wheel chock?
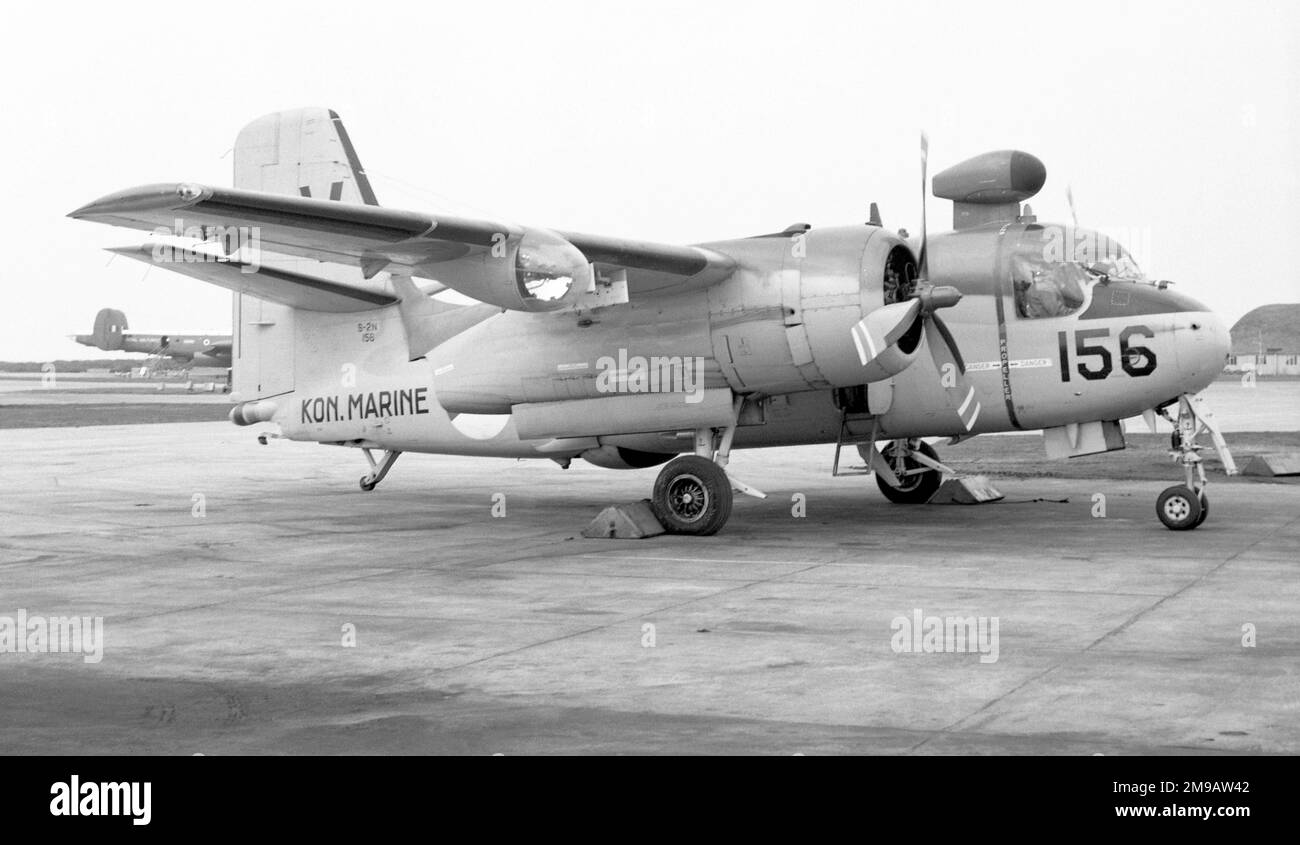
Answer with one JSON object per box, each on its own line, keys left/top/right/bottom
{"left": 1241, "top": 453, "right": 1300, "bottom": 477}
{"left": 927, "top": 475, "right": 1004, "bottom": 504}
{"left": 581, "top": 499, "right": 667, "bottom": 539}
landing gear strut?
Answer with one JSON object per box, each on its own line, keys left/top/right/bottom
{"left": 1155, "top": 395, "right": 1216, "bottom": 530}
{"left": 648, "top": 396, "right": 765, "bottom": 535}
{"left": 835, "top": 414, "right": 954, "bottom": 504}
{"left": 359, "top": 448, "right": 402, "bottom": 492}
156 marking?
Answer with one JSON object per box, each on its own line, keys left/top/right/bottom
{"left": 1057, "top": 324, "right": 1157, "bottom": 381}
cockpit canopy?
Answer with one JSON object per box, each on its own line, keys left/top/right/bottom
{"left": 1011, "top": 225, "right": 1147, "bottom": 319}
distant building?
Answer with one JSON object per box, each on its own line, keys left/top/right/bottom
{"left": 1226, "top": 303, "right": 1300, "bottom": 376}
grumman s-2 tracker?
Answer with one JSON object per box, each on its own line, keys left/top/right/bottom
{"left": 69, "top": 108, "right": 1234, "bottom": 535}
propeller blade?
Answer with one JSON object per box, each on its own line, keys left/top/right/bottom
{"left": 928, "top": 311, "right": 966, "bottom": 374}
{"left": 918, "top": 132, "right": 930, "bottom": 281}
{"left": 1066, "top": 184, "right": 1078, "bottom": 229}
{"left": 851, "top": 300, "right": 921, "bottom": 368}
{"left": 923, "top": 316, "right": 980, "bottom": 432}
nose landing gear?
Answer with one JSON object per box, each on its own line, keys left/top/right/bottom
{"left": 1155, "top": 394, "right": 1231, "bottom": 530}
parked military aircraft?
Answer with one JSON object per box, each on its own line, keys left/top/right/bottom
{"left": 69, "top": 109, "right": 1232, "bottom": 533}
{"left": 72, "top": 307, "right": 232, "bottom": 368}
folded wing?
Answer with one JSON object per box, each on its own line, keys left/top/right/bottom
{"left": 106, "top": 243, "right": 399, "bottom": 313}
{"left": 70, "top": 184, "right": 736, "bottom": 309}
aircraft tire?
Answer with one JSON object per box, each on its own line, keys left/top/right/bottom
{"left": 876, "top": 441, "right": 943, "bottom": 504}
{"left": 1157, "top": 485, "right": 1202, "bottom": 530}
{"left": 651, "top": 455, "right": 733, "bottom": 536}
{"left": 1194, "top": 490, "right": 1209, "bottom": 527}
{"left": 359, "top": 476, "right": 377, "bottom": 492}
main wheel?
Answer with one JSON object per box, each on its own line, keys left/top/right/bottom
{"left": 1194, "top": 490, "right": 1209, "bottom": 527}
{"left": 359, "top": 476, "right": 377, "bottom": 492}
{"left": 1157, "top": 485, "right": 1202, "bottom": 530}
{"left": 876, "top": 441, "right": 943, "bottom": 504}
{"left": 651, "top": 456, "right": 733, "bottom": 536}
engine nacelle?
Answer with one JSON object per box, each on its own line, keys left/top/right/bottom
{"left": 779, "top": 228, "right": 920, "bottom": 391}
{"left": 429, "top": 227, "right": 592, "bottom": 312}
{"left": 579, "top": 445, "right": 675, "bottom": 470}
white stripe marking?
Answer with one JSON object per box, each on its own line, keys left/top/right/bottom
{"left": 851, "top": 324, "right": 868, "bottom": 365}
{"left": 862, "top": 324, "right": 878, "bottom": 360}
{"left": 957, "top": 386, "right": 976, "bottom": 417}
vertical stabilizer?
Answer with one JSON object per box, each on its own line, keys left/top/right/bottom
{"left": 234, "top": 108, "right": 379, "bottom": 205}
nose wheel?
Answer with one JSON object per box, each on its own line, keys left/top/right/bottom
{"left": 1156, "top": 484, "right": 1208, "bottom": 530}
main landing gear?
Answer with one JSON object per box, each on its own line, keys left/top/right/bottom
{"left": 649, "top": 398, "right": 766, "bottom": 535}
{"left": 873, "top": 439, "right": 945, "bottom": 503}
{"left": 652, "top": 455, "right": 732, "bottom": 535}
{"left": 833, "top": 412, "right": 953, "bottom": 504}
{"left": 1153, "top": 394, "right": 1230, "bottom": 531}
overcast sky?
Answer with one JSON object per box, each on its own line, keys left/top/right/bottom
{"left": 3, "top": 0, "right": 1296, "bottom": 360}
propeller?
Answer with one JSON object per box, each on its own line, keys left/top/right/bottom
{"left": 1066, "top": 184, "right": 1079, "bottom": 229}
{"left": 848, "top": 132, "right": 981, "bottom": 432}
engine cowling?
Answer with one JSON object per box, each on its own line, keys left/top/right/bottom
{"left": 783, "top": 229, "right": 923, "bottom": 390}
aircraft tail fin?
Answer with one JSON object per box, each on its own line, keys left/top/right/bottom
{"left": 77, "top": 308, "right": 128, "bottom": 351}
{"left": 233, "top": 108, "right": 379, "bottom": 205}
{"left": 228, "top": 108, "right": 381, "bottom": 401}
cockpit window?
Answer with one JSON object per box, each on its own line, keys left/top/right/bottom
{"left": 1011, "top": 227, "right": 1145, "bottom": 319}
{"left": 1084, "top": 241, "right": 1146, "bottom": 282}
{"left": 1012, "top": 254, "right": 1089, "bottom": 318}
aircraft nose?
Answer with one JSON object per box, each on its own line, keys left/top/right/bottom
{"left": 1180, "top": 306, "right": 1230, "bottom": 391}
{"left": 1205, "top": 311, "right": 1231, "bottom": 363}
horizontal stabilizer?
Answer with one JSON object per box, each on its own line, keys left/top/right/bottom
{"left": 107, "top": 244, "right": 398, "bottom": 313}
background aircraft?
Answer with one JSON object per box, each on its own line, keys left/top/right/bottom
{"left": 72, "top": 307, "right": 231, "bottom": 368}
{"left": 70, "top": 109, "right": 1231, "bottom": 533}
